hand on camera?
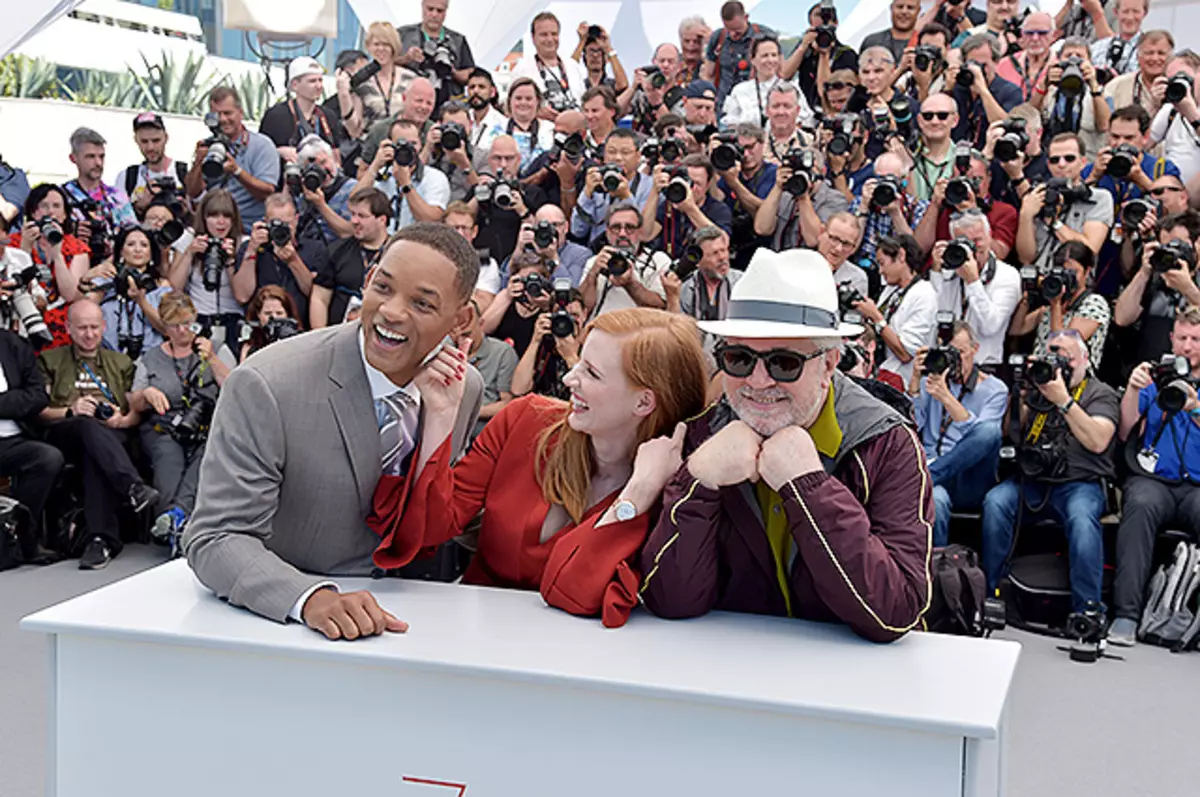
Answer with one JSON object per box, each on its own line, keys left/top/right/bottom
{"left": 1036, "top": 367, "right": 1071, "bottom": 406}
{"left": 302, "top": 587, "right": 408, "bottom": 640}
{"left": 249, "top": 222, "right": 270, "bottom": 250}
{"left": 70, "top": 396, "right": 99, "bottom": 417}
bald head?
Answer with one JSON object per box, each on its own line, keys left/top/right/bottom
{"left": 403, "top": 77, "right": 436, "bottom": 123}
{"left": 554, "top": 110, "right": 587, "bottom": 134}
{"left": 536, "top": 204, "right": 566, "bottom": 224}
{"left": 69, "top": 299, "right": 103, "bottom": 325}
{"left": 488, "top": 135, "right": 521, "bottom": 178}
{"left": 875, "top": 153, "right": 906, "bottom": 177}
{"left": 68, "top": 299, "right": 104, "bottom": 356}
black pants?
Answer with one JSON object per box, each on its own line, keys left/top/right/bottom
{"left": 1112, "top": 475, "right": 1200, "bottom": 620}
{"left": 0, "top": 434, "right": 65, "bottom": 529}
{"left": 43, "top": 418, "right": 141, "bottom": 552}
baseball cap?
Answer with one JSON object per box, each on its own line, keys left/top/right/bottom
{"left": 289, "top": 56, "right": 325, "bottom": 83}
{"left": 133, "top": 112, "right": 165, "bottom": 131}
{"left": 684, "top": 80, "right": 717, "bottom": 101}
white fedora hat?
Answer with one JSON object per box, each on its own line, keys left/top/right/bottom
{"left": 697, "top": 248, "right": 863, "bottom": 339}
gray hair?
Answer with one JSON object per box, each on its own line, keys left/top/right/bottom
{"left": 692, "top": 225, "right": 726, "bottom": 246}
{"left": 1060, "top": 35, "right": 1091, "bottom": 52}
{"left": 678, "top": 15, "right": 707, "bottom": 37}
{"left": 860, "top": 46, "right": 896, "bottom": 67}
{"left": 767, "top": 81, "right": 801, "bottom": 103}
{"left": 297, "top": 134, "right": 334, "bottom": 162}
{"left": 606, "top": 201, "right": 642, "bottom": 225}
{"left": 732, "top": 122, "right": 766, "bottom": 143}
{"left": 950, "top": 208, "right": 992, "bottom": 237}
{"left": 816, "top": 336, "right": 845, "bottom": 352}
{"left": 70, "top": 127, "right": 106, "bottom": 153}
{"left": 961, "top": 32, "right": 1002, "bottom": 61}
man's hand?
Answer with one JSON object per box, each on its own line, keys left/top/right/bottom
{"left": 758, "top": 426, "right": 823, "bottom": 490}
{"left": 70, "top": 396, "right": 99, "bottom": 417}
{"left": 402, "top": 45, "right": 424, "bottom": 66}
{"left": 1161, "top": 265, "right": 1199, "bottom": 296}
{"left": 687, "top": 420, "right": 762, "bottom": 489}
{"left": 1021, "top": 184, "right": 1047, "bottom": 219}
{"left": 248, "top": 221, "right": 270, "bottom": 251}
{"left": 413, "top": 345, "right": 468, "bottom": 418}
{"left": 274, "top": 240, "right": 299, "bottom": 264}
{"left": 661, "top": 268, "right": 682, "bottom": 302}
{"left": 372, "top": 140, "right": 395, "bottom": 173}
{"left": 223, "top": 152, "right": 240, "bottom": 176}
{"left": 583, "top": 166, "right": 603, "bottom": 198}
{"left": 143, "top": 386, "right": 171, "bottom": 415}
{"left": 302, "top": 184, "right": 328, "bottom": 207}
{"left": 1127, "top": 361, "right": 1153, "bottom": 392}
{"left": 958, "top": 248, "right": 981, "bottom": 283}
{"left": 554, "top": 154, "right": 581, "bottom": 187}
{"left": 394, "top": 164, "right": 413, "bottom": 189}
{"left": 302, "top": 588, "right": 408, "bottom": 640}
{"left": 1151, "top": 75, "right": 1168, "bottom": 104}
{"left": 926, "top": 372, "right": 952, "bottom": 403}
{"left": 510, "top": 192, "right": 530, "bottom": 219}
{"left": 1036, "top": 366, "right": 1072, "bottom": 407}
{"left": 853, "top": 297, "right": 883, "bottom": 324}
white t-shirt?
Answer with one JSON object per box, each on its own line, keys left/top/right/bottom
{"left": 475, "top": 257, "right": 501, "bottom": 295}
{"left": 1150, "top": 106, "right": 1200, "bottom": 187}
{"left": 929, "top": 258, "right": 1022, "bottom": 365}
{"left": 878, "top": 279, "right": 939, "bottom": 386}
{"left": 581, "top": 249, "right": 670, "bottom": 318}
{"left": 377, "top": 169, "right": 452, "bottom": 233}
{"left": 721, "top": 76, "right": 814, "bottom": 128}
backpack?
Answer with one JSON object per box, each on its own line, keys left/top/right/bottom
{"left": 0, "top": 495, "right": 33, "bottom": 572}
{"left": 124, "top": 161, "right": 189, "bottom": 197}
{"left": 923, "top": 544, "right": 989, "bottom": 636}
{"left": 1139, "top": 541, "right": 1200, "bottom": 652}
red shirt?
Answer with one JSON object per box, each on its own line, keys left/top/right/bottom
{"left": 936, "top": 201, "right": 1018, "bottom": 256}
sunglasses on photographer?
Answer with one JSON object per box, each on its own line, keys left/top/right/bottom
{"left": 1047, "top": 154, "right": 1079, "bottom": 165}
{"left": 714, "top": 343, "right": 830, "bottom": 382}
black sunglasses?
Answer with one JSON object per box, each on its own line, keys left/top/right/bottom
{"left": 1150, "top": 186, "right": 1184, "bottom": 196}
{"left": 1047, "top": 154, "right": 1079, "bottom": 165}
{"left": 920, "top": 111, "right": 953, "bottom": 121}
{"left": 823, "top": 81, "right": 851, "bottom": 91}
{"left": 714, "top": 343, "right": 830, "bottom": 382}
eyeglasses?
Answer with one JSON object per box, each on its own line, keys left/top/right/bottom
{"left": 919, "top": 111, "right": 953, "bottom": 121}
{"left": 607, "top": 222, "right": 639, "bottom": 232}
{"left": 1150, "top": 186, "right": 1185, "bottom": 196}
{"left": 714, "top": 343, "right": 830, "bottom": 382}
{"left": 1023, "top": 29, "right": 1052, "bottom": 37}
{"left": 825, "top": 233, "right": 857, "bottom": 250}
{"left": 1047, "top": 154, "right": 1079, "bottom": 165}
{"left": 823, "top": 81, "right": 851, "bottom": 91}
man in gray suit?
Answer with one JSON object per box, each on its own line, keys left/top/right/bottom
{"left": 184, "top": 223, "right": 483, "bottom": 640}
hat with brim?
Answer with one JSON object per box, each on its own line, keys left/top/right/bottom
{"left": 697, "top": 248, "right": 864, "bottom": 339}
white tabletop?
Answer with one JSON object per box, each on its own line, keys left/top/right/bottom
{"left": 23, "top": 560, "right": 1020, "bottom": 739}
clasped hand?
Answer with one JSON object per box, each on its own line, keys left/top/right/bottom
{"left": 687, "top": 421, "right": 823, "bottom": 492}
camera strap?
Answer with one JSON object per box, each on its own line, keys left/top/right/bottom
{"left": 935, "top": 367, "right": 978, "bottom": 456}
{"left": 537, "top": 58, "right": 575, "bottom": 108}
{"left": 78, "top": 359, "right": 118, "bottom": 407}
{"left": 1027, "top": 377, "right": 1087, "bottom": 443}
{"left": 287, "top": 98, "right": 333, "bottom": 146}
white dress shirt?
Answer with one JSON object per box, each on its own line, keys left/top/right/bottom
{"left": 878, "top": 279, "right": 939, "bottom": 386}
{"left": 1150, "top": 105, "right": 1200, "bottom": 187}
{"left": 721, "top": 76, "right": 814, "bottom": 127}
{"left": 929, "top": 257, "right": 1021, "bottom": 365}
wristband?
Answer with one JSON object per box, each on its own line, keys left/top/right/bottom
{"left": 399, "top": 184, "right": 412, "bottom": 195}
{"left": 1011, "top": 175, "right": 1026, "bottom": 186}
{"left": 1058, "top": 396, "right": 1076, "bottom": 414}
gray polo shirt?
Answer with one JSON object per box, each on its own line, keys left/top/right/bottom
{"left": 469, "top": 336, "right": 518, "bottom": 438}
{"left": 772, "top": 183, "right": 850, "bottom": 251}
{"left": 1032, "top": 186, "right": 1113, "bottom": 270}
{"left": 202, "top": 129, "right": 280, "bottom": 231}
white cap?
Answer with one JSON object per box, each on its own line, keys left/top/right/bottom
{"left": 289, "top": 57, "right": 325, "bottom": 83}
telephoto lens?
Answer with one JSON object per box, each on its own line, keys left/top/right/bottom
{"left": 202, "top": 142, "right": 227, "bottom": 180}
{"left": 202, "top": 239, "right": 226, "bottom": 292}
{"left": 36, "top": 217, "right": 64, "bottom": 246}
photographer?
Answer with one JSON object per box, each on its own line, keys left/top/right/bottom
{"left": 780, "top": 2, "right": 859, "bottom": 110}
{"left": 167, "top": 190, "right": 248, "bottom": 348}
{"left": 721, "top": 37, "right": 808, "bottom": 128}
{"left": 232, "top": 194, "right": 326, "bottom": 325}
{"left": 664, "top": 225, "right": 740, "bottom": 313}
{"left": 37, "top": 300, "right": 156, "bottom": 570}
{"left": 290, "top": 135, "right": 355, "bottom": 243}
{"left": 397, "top": 0, "right": 475, "bottom": 110}
{"left": 815, "top": 69, "right": 859, "bottom": 119}
{"left": 258, "top": 57, "right": 341, "bottom": 163}
{"left": 701, "top": 2, "right": 775, "bottom": 107}
{"left": 456, "top": 299, "right": 516, "bottom": 437}
{"left": 1148, "top": 51, "right": 1200, "bottom": 193}
{"left": 857, "top": 47, "right": 919, "bottom": 160}
{"left": 853, "top": 234, "right": 938, "bottom": 385}
{"left": 465, "top": 69, "right": 514, "bottom": 165}
{"left": 915, "top": 0, "right": 984, "bottom": 54}
{"left": 1090, "top": 0, "right": 1147, "bottom": 78}
{"left": 861, "top": 0, "right": 921, "bottom": 64}
{"left": 911, "top": 321, "right": 1008, "bottom": 546}
{"left": 680, "top": 80, "right": 720, "bottom": 153}
{"left": 957, "top": 0, "right": 1022, "bottom": 49}
{"left": 1109, "top": 305, "right": 1200, "bottom": 646}
{"left": 184, "top": 87, "right": 280, "bottom": 231}
{"left": 641, "top": 154, "right": 733, "bottom": 258}
{"left": 240, "top": 285, "right": 302, "bottom": 363}
{"left": 761, "top": 83, "right": 813, "bottom": 165}
{"left": 121, "top": 113, "right": 189, "bottom": 219}
{"left": 756, "top": 147, "right": 849, "bottom": 251}
{"left": 581, "top": 86, "right": 620, "bottom": 153}
{"left": 444, "top": 201, "right": 502, "bottom": 310}
{"left": 128, "top": 292, "right": 232, "bottom": 549}
{"left": 1016, "top": 134, "right": 1114, "bottom": 271}
{"left": 517, "top": 110, "right": 588, "bottom": 221}
{"left": 911, "top": 94, "right": 959, "bottom": 200}
{"left": 1114, "top": 211, "right": 1200, "bottom": 367}
{"left": 930, "top": 148, "right": 1019, "bottom": 260}
{"left": 311, "top": 188, "right": 390, "bottom": 328}
{"left": 679, "top": 16, "right": 712, "bottom": 85}
{"left": 143, "top": 195, "right": 191, "bottom": 273}
{"left": 10, "top": 184, "right": 92, "bottom": 347}
{"left": 1056, "top": 0, "right": 1115, "bottom": 41}
{"left": 426, "top": 101, "right": 477, "bottom": 203}
{"left": 980, "top": 328, "right": 1120, "bottom": 614}
{"left": 573, "top": 23, "right": 629, "bottom": 95}
{"left": 1085, "top": 105, "right": 1180, "bottom": 208}
{"left": 930, "top": 209, "right": 1022, "bottom": 365}
{"left": 620, "top": 44, "right": 687, "bottom": 136}
{"left": 582, "top": 204, "right": 669, "bottom": 317}
{"left": 849, "top": 153, "right": 936, "bottom": 274}
{"left": 504, "top": 205, "right": 590, "bottom": 286}
{"left": 480, "top": 252, "right": 555, "bottom": 357}
{"left": 498, "top": 78, "right": 556, "bottom": 170}
{"left": 86, "top": 226, "right": 170, "bottom": 359}
{"left": 470, "top": 136, "right": 550, "bottom": 264}
{"left": 948, "top": 33, "right": 1024, "bottom": 150}
{"left": 62, "top": 128, "right": 135, "bottom": 264}
{"left": 820, "top": 212, "right": 870, "bottom": 297}
{"left": 817, "top": 112, "right": 873, "bottom": 203}
{"left": 570, "top": 128, "right": 651, "bottom": 245}
{"left": 1010, "top": 240, "right": 1111, "bottom": 364}
{"left": 346, "top": 22, "right": 419, "bottom": 138}
{"left": 510, "top": 12, "right": 588, "bottom": 120}
{"left": 1034, "top": 39, "right": 1111, "bottom": 157}
{"left": 358, "top": 118, "right": 451, "bottom": 232}
{"left": 995, "top": 12, "right": 1055, "bottom": 103}
{"left": 900, "top": 23, "right": 952, "bottom": 103}
{"left": 1104, "top": 31, "right": 1173, "bottom": 124}
{"left": 510, "top": 285, "right": 586, "bottom": 401}
{"left": 714, "top": 123, "right": 778, "bottom": 269}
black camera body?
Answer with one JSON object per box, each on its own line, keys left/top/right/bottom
{"left": 642, "top": 65, "right": 667, "bottom": 89}
{"left": 201, "top": 238, "right": 226, "bottom": 292}
{"left": 596, "top": 163, "right": 625, "bottom": 194}
{"left": 73, "top": 198, "right": 112, "bottom": 262}
{"left": 301, "top": 162, "right": 327, "bottom": 193}
{"left": 1121, "top": 196, "right": 1159, "bottom": 231}
{"left": 956, "top": 60, "right": 983, "bottom": 89}
{"left": 670, "top": 242, "right": 703, "bottom": 281}
{"left": 945, "top": 177, "right": 975, "bottom": 207}
{"left": 659, "top": 136, "right": 686, "bottom": 163}
{"left": 549, "top": 131, "right": 585, "bottom": 163}
{"left": 837, "top": 282, "right": 864, "bottom": 315}
{"left": 474, "top": 178, "right": 521, "bottom": 210}
{"left": 686, "top": 124, "right": 718, "bottom": 146}
{"left": 923, "top": 346, "right": 962, "bottom": 378}
{"left": 549, "top": 278, "right": 576, "bottom": 339}
{"left": 664, "top": 167, "right": 692, "bottom": 204}
{"left": 1016, "top": 435, "right": 1068, "bottom": 481}
{"left": 1166, "top": 72, "right": 1194, "bottom": 105}
{"left": 1064, "top": 600, "right": 1107, "bottom": 662}
{"left": 994, "top": 118, "right": 1029, "bottom": 163}
{"left": 1025, "top": 352, "right": 1074, "bottom": 388}
{"left": 1153, "top": 353, "right": 1195, "bottom": 413}
{"left": 439, "top": 121, "right": 467, "bottom": 151}
{"left": 200, "top": 113, "right": 233, "bottom": 180}
{"left": 870, "top": 176, "right": 901, "bottom": 210}
{"left": 114, "top": 264, "right": 155, "bottom": 299}
{"left": 263, "top": 316, "right": 301, "bottom": 344}
{"left": 824, "top": 114, "right": 857, "bottom": 156}
{"left": 532, "top": 220, "right": 557, "bottom": 250}
{"left": 604, "top": 247, "right": 636, "bottom": 277}
{"left": 519, "top": 273, "right": 551, "bottom": 300}
{"left": 267, "top": 218, "right": 292, "bottom": 247}
{"left": 93, "top": 402, "right": 115, "bottom": 422}
{"left": 162, "top": 393, "right": 216, "bottom": 445}
{"left": 942, "top": 236, "right": 974, "bottom": 270}
{"left": 710, "top": 133, "right": 743, "bottom": 172}
{"left": 349, "top": 59, "right": 382, "bottom": 89}
{"left": 1040, "top": 265, "right": 1079, "bottom": 302}
{"left": 913, "top": 45, "right": 943, "bottom": 73}
{"left": 782, "top": 148, "right": 815, "bottom": 195}
{"left": 35, "top": 216, "right": 63, "bottom": 246}
{"left": 422, "top": 36, "right": 456, "bottom": 75}
{"left": 283, "top": 162, "right": 302, "bottom": 195}
{"left": 1041, "top": 178, "right": 1091, "bottom": 222}
{"left": 1107, "top": 143, "right": 1141, "bottom": 180}
{"left": 392, "top": 138, "right": 418, "bottom": 168}
{"left": 1150, "top": 239, "right": 1196, "bottom": 273}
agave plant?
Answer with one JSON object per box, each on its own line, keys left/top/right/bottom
{"left": 129, "top": 51, "right": 218, "bottom": 115}
{"left": 60, "top": 69, "right": 141, "bottom": 109}
{"left": 230, "top": 71, "right": 278, "bottom": 123}
{"left": 0, "top": 55, "right": 60, "bottom": 99}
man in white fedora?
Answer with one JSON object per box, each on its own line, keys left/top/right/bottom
{"left": 640, "top": 248, "right": 934, "bottom": 643}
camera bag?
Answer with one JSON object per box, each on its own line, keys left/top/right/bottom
{"left": 923, "top": 544, "right": 989, "bottom": 636}
{"left": 1139, "top": 542, "right": 1200, "bottom": 652}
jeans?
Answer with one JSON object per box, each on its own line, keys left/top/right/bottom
{"left": 929, "top": 421, "right": 1001, "bottom": 547}
{"left": 981, "top": 478, "right": 1106, "bottom": 612}
{"left": 1112, "top": 476, "right": 1200, "bottom": 621}
{"left": 139, "top": 426, "right": 205, "bottom": 516}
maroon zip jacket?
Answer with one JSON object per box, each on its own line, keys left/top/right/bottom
{"left": 639, "top": 373, "right": 934, "bottom": 643}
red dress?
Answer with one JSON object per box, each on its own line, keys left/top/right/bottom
{"left": 368, "top": 395, "right": 651, "bottom": 628}
{"left": 6, "top": 232, "right": 90, "bottom": 350}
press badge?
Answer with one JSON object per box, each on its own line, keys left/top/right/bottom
{"left": 1137, "top": 448, "right": 1160, "bottom": 473}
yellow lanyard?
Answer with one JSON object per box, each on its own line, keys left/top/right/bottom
{"left": 1027, "top": 378, "right": 1087, "bottom": 444}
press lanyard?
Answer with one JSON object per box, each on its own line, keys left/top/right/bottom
{"left": 1028, "top": 379, "right": 1088, "bottom": 443}
{"left": 79, "top": 360, "right": 118, "bottom": 406}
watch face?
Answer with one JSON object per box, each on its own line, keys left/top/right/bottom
{"left": 616, "top": 500, "right": 636, "bottom": 521}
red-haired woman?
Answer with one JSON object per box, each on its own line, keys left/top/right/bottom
{"left": 371, "top": 308, "right": 709, "bottom": 627}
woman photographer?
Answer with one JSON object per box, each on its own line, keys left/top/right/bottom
{"left": 84, "top": 226, "right": 170, "bottom": 359}
{"left": 7, "top": 184, "right": 92, "bottom": 348}
{"left": 372, "top": 308, "right": 708, "bottom": 628}
{"left": 1008, "top": 240, "right": 1111, "bottom": 363}
{"left": 167, "top": 189, "right": 248, "bottom": 350}
{"left": 127, "top": 292, "right": 233, "bottom": 551}
{"left": 510, "top": 285, "right": 587, "bottom": 400}
{"left": 143, "top": 194, "right": 190, "bottom": 274}
{"left": 504, "top": 78, "right": 556, "bottom": 169}
{"left": 240, "top": 285, "right": 302, "bottom": 363}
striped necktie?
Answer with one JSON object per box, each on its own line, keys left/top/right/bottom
{"left": 375, "top": 392, "right": 420, "bottom": 477}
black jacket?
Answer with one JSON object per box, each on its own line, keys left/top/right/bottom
{"left": 0, "top": 330, "right": 49, "bottom": 423}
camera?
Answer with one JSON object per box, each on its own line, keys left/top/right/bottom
{"left": 114, "top": 264, "right": 155, "bottom": 299}
{"left": 815, "top": 0, "right": 837, "bottom": 49}
{"left": 1040, "top": 264, "right": 1078, "bottom": 302}
{"left": 640, "top": 138, "right": 661, "bottom": 166}
{"left": 1041, "top": 178, "right": 1090, "bottom": 222}
{"left": 664, "top": 168, "right": 691, "bottom": 204}
{"left": 782, "top": 148, "right": 815, "bottom": 195}
{"left": 532, "top": 220, "right": 557, "bottom": 249}
{"left": 710, "top": 133, "right": 743, "bottom": 172}
{"left": 824, "top": 114, "right": 857, "bottom": 156}
{"left": 263, "top": 316, "right": 301, "bottom": 343}
{"left": 300, "top": 162, "right": 327, "bottom": 193}
{"left": 474, "top": 178, "right": 521, "bottom": 209}
{"left": 659, "top": 136, "right": 686, "bottom": 163}
{"left": 838, "top": 342, "right": 870, "bottom": 374}
{"left": 888, "top": 97, "right": 916, "bottom": 146}
{"left": 956, "top": 60, "right": 982, "bottom": 89}
{"left": 642, "top": 65, "right": 667, "bottom": 89}
{"left": 1166, "top": 73, "right": 1194, "bottom": 105}
{"left": 1016, "top": 435, "right": 1068, "bottom": 480}
{"left": 1106, "top": 143, "right": 1140, "bottom": 180}
{"left": 35, "top": 217, "right": 63, "bottom": 246}
{"left": 913, "top": 44, "right": 942, "bottom": 73}
{"left": 518, "top": 273, "right": 550, "bottom": 300}
{"left": 283, "top": 162, "right": 302, "bottom": 195}
{"left": 156, "top": 216, "right": 185, "bottom": 248}
{"left": 161, "top": 394, "right": 216, "bottom": 444}
{"left": 200, "top": 113, "right": 231, "bottom": 180}
{"left": 942, "top": 236, "right": 974, "bottom": 270}
{"left": 549, "top": 278, "right": 576, "bottom": 339}
{"left": 686, "top": 124, "right": 718, "bottom": 146}
{"left": 1025, "top": 352, "right": 1073, "bottom": 387}
{"left": 945, "top": 177, "right": 974, "bottom": 207}
{"left": 550, "top": 130, "right": 585, "bottom": 163}
{"left": 670, "top": 242, "right": 703, "bottom": 281}
{"left": 439, "top": 121, "right": 466, "bottom": 151}
{"left": 993, "top": 118, "right": 1029, "bottom": 163}
{"left": 73, "top": 198, "right": 111, "bottom": 262}
{"left": 1057, "top": 56, "right": 1086, "bottom": 98}
{"left": 349, "top": 59, "right": 382, "bottom": 89}
{"left": 596, "top": 163, "right": 625, "bottom": 194}
{"left": 1064, "top": 600, "right": 1107, "bottom": 663}
{"left": 837, "top": 281, "right": 864, "bottom": 315}
{"left": 1153, "top": 353, "right": 1195, "bottom": 413}
{"left": 0, "top": 265, "right": 52, "bottom": 349}
{"left": 869, "top": 175, "right": 900, "bottom": 210}
{"left": 93, "top": 402, "right": 115, "bottom": 422}
{"left": 422, "top": 37, "right": 456, "bottom": 74}
{"left": 586, "top": 24, "right": 604, "bottom": 42}
{"left": 1149, "top": 239, "right": 1196, "bottom": 273}
{"left": 267, "top": 218, "right": 292, "bottom": 247}
{"left": 604, "top": 247, "right": 635, "bottom": 277}
{"left": 1121, "top": 197, "right": 1159, "bottom": 230}
{"left": 923, "top": 345, "right": 961, "bottom": 377}
{"left": 202, "top": 238, "right": 226, "bottom": 292}
{"left": 392, "top": 138, "right": 418, "bottom": 168}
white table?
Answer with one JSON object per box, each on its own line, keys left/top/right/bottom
{"left": 22, "top": 560, "right": 1020, "bottom": 797}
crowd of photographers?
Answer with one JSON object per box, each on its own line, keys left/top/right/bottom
{"left": 2, "top": 0, "right": 1199, "bottom": 646}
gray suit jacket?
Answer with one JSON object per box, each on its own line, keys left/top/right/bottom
{"left": 183, "top": 321, "right": 483, "bottom": 623}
